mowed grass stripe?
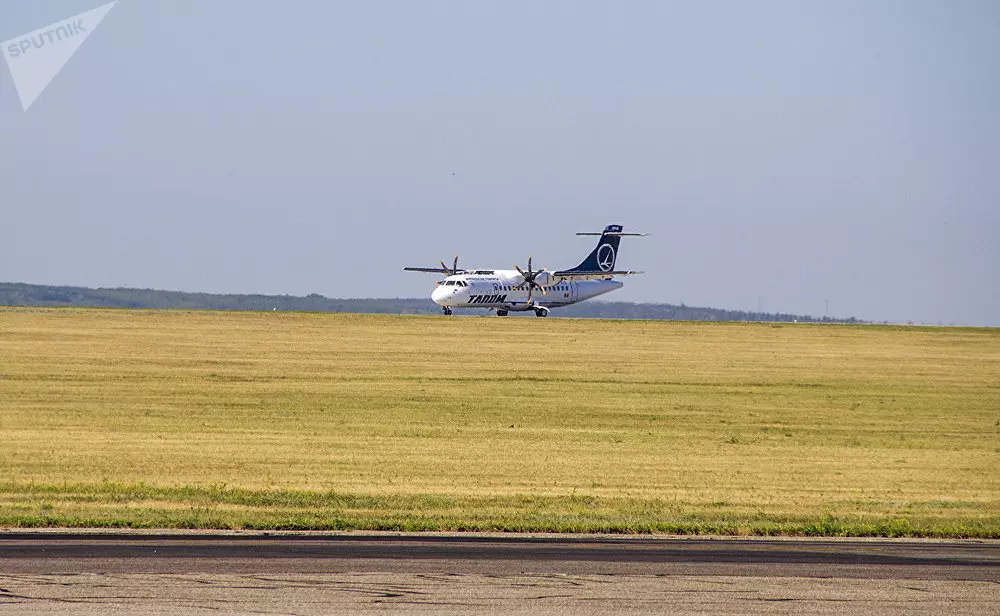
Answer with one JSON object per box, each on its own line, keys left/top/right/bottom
{"left": 1, "top": 307, "right": 998, "bottom": 535}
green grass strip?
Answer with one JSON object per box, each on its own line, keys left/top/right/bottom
{"left": 2, "top": 482, "right": 997, "bottom": 538}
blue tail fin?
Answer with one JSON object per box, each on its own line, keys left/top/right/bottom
{"left": 567, "top": 224, "right": 623, "bottom": 273}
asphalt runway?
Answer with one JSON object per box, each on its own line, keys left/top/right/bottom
{"left": 1, "top": 533, "right": 998, "bottom": 614}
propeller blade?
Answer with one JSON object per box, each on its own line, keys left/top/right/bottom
{"left": 440, "top": 260, "right": 449, "bottom": 272}
{"left": 452, "top": 256, "right": 459, "bottom": 275}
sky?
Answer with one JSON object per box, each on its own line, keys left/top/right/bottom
{"left": 2, "top": 0, "right": 998, "bottom": 325}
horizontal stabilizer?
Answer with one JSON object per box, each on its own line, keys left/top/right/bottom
{"left": 553, "top": 270, "right": 644, "bottom": 280}
{"left": 576, "top": 232, "right": 649, "bottom": 237}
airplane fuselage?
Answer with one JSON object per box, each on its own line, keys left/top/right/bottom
{"left": 431, "top": 269, "right": 623, "bottom": 312}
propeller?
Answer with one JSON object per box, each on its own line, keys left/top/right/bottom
{"left": 441, "top": 255, "right": 459, "bottom": 276}
{"left": 436, "top": 255, "right": 460, "bottom": 285}
{"left": 514, "top": 256, "right": 548, "bottom": 303}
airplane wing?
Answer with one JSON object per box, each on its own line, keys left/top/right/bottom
{"left": 403, "top": 266, "right": 458, "bottom": 274}
{"left": 552, "top": 270, "right": 644, "bottom": 280}
{"left": 404, "top": 256, "right": 466, "bottom": 275}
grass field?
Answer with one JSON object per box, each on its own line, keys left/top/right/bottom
{"left": 1, "top": 307, "right": 998, "bottom": 536}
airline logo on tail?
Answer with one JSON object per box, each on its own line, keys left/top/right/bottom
{"left": 597, "top": 244, "right": 615, "bottom": 272}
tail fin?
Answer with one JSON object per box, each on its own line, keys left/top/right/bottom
{"left": 567, "top": 224, "right": 624, "bottom": 273}
{"left": 555, "top": 224, "right": 647, "bottom": 278}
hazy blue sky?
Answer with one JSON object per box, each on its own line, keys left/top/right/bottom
{"left": 2, "top": 1, "right": 998, "bottom": 324}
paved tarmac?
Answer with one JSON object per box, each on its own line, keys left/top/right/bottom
{"left": 1, "top": 533, "right": 997, "bottom": 614}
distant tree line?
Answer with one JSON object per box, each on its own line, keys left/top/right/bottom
{"left": 0, "top": 282, "right": 860, "bottom": 323}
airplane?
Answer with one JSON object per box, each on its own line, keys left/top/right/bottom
{"left": 404, "top": 224, "right": 647, "bottom": 317}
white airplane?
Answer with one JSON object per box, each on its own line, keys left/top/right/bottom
{"left": 405, "top": 224, "right": 647, "bottom": 316}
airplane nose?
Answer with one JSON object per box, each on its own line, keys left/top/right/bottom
{"left": 431, "top": 285, "right": 447, "bottom": 305}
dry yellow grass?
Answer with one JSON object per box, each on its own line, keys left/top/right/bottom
{"left": 1, "top": 307, "right": 997, "bottom": 534}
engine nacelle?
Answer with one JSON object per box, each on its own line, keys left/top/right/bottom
{"left": 532, "top": 271, "right": 554, "bottom": 287}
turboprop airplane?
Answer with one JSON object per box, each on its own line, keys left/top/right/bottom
{"left": 404, "top": 224, "right": 646, "bottom": 316}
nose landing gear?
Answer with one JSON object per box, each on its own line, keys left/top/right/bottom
{"left": 443, "top": 307, "right": 453, "bottom": 316}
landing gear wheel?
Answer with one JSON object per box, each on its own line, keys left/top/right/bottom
{"left": 534, "top": 308, "right": 547, "bottom": 317}
{"left": 496, "top": 309, "right": 508, "bottom": 317}
{"left": 443, "top": 308, "right": 453, "bottom": 316}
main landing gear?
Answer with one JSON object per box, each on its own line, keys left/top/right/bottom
{"left": 534, "top": 308, "right": 548, "bottom": 317}
{"left": 496, "top": 309, "right": 509, "bottom": 317}
{"left": 442, "top": 307, "right": 453, "bottom": 316}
